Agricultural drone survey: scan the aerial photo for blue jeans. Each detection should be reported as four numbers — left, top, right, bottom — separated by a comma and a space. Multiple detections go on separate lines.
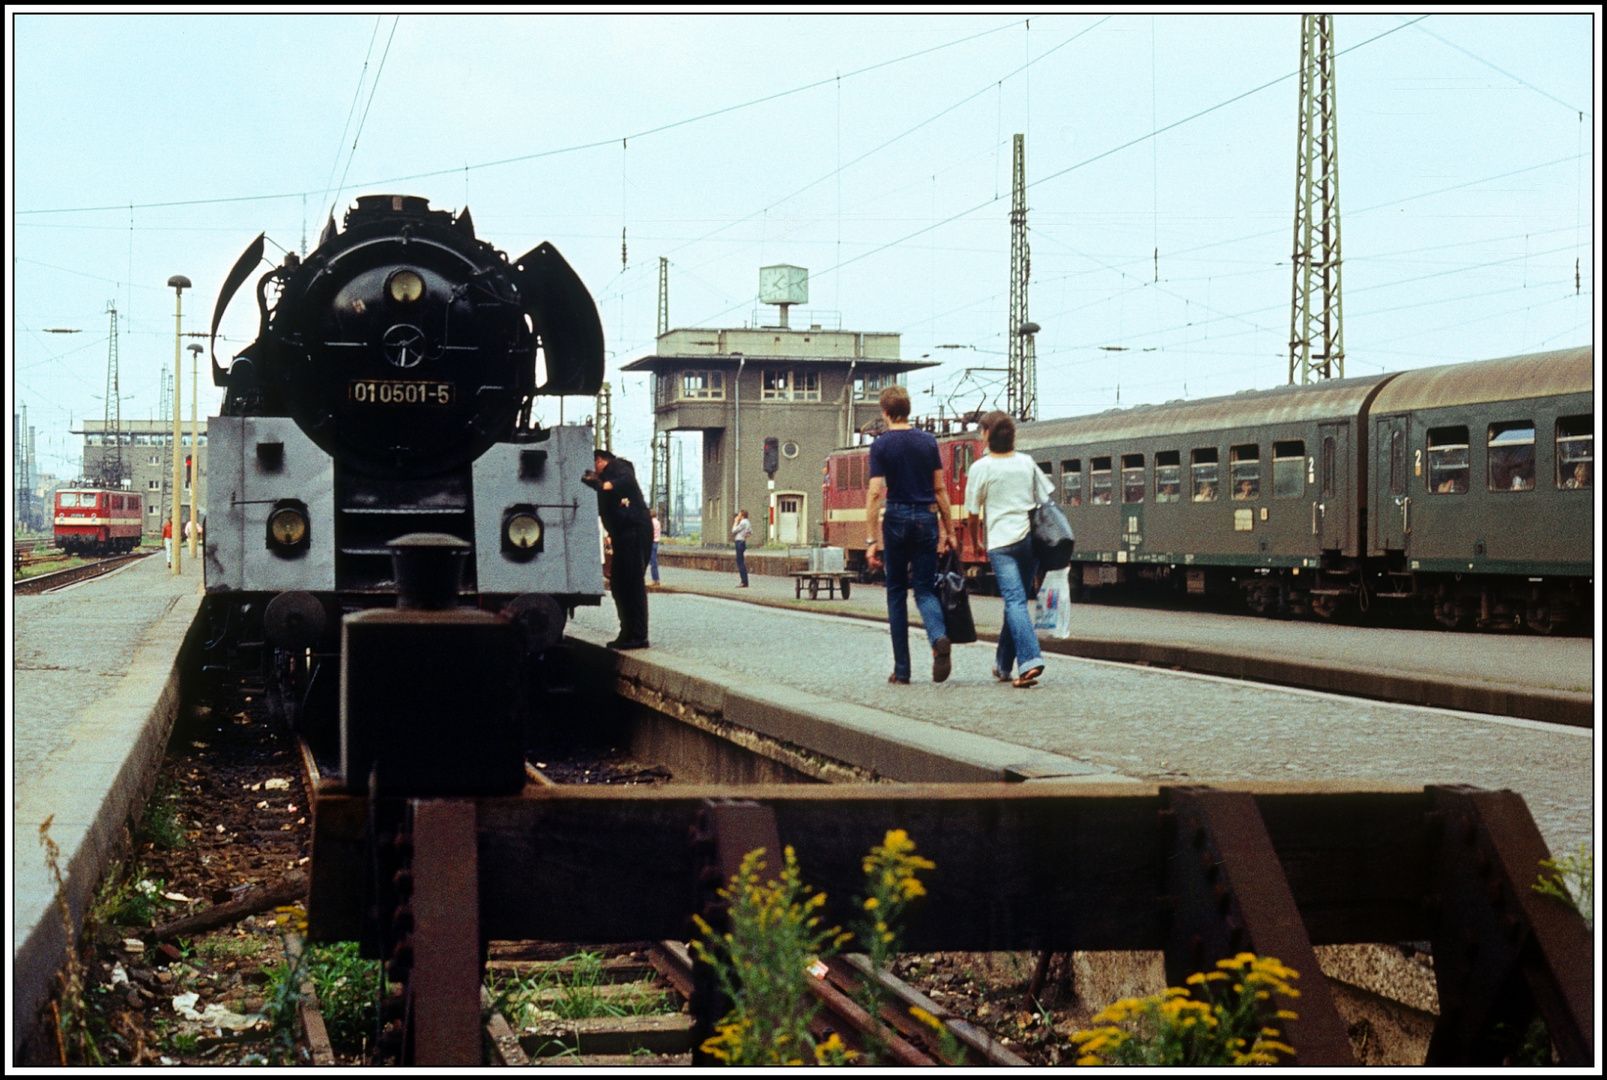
882, 503, 947, 680
988, 535, 1042, 677
649, 541, 660, 583
734, 540, 748, 585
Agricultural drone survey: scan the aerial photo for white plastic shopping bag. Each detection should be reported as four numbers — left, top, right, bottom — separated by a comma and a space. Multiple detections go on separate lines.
1033, 567, 1072, 639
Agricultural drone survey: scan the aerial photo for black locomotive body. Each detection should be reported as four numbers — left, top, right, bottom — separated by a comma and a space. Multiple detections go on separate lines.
1016, 346, 1594, 632
201, 194, 607, 726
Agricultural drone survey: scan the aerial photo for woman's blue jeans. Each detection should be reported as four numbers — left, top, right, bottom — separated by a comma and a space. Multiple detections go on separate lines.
988, 535, 1042, 677
734, 540, 748, 585
882, 503, 947, 680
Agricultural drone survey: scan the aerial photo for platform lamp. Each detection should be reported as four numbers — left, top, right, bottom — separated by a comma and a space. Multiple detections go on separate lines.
168, 274, 191, 575
187, 342, 203, 558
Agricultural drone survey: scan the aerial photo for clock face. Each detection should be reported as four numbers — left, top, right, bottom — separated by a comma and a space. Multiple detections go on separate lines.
760, 265, 807, 304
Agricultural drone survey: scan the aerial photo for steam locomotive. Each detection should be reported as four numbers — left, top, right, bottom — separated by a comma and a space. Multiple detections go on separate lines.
826, 346, 1594, 633
200, 194, 607, 727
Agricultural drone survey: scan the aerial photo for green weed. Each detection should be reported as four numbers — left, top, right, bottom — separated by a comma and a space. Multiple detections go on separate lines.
1533, 843, 1593, 928
137, 778, 187, 850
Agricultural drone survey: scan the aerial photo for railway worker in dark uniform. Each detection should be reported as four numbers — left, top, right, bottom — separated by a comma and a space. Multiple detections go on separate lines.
865, 384, 954, 685
583, 449, 652, 650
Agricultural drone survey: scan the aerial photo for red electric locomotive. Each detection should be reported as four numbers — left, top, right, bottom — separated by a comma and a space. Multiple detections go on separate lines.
822, 427, 991, 582
53, 488, 144, 554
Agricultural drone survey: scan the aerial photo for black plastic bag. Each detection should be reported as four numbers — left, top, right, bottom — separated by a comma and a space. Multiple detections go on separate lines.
935, 551, 978, 645
1030, 501, 1076, 572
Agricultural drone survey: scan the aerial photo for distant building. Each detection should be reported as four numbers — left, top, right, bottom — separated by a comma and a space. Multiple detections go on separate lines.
74, 419, 207, 535
623, 265, 934, 546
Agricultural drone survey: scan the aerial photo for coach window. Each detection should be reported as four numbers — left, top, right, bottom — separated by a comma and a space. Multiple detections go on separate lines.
1487, 422, 1535, 492
1155, 451, 1181, 502
1090, 457, 1114, 505
1061, 459, 1082, 506
1426, 427, 1468, 493
1230, 445, 1260, 499
1272, 441, 1305, 498
1121, 454, 1145, 503
1556, 416, 1592, 489
1191, 449, 1219, 501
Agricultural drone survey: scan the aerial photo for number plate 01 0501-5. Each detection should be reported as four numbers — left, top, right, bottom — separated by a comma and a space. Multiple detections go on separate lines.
348, 379, 454, 406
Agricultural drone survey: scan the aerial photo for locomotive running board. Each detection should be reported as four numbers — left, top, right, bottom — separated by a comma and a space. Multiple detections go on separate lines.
307, 782, 1591, 1067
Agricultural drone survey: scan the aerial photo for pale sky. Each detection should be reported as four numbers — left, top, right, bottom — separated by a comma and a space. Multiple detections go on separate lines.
8, 6, 1601, 489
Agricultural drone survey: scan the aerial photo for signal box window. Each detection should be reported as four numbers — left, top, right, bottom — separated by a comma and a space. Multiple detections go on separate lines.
1487, 422, 1535, 492
1121, 454, 1145, 504
1155, 451, 1181, 502
1061, 459, 1082, 506
1556, 415, 1592, 489
762, 369, 820, 402
1427, 427, 1469, 494
1229, 445, 1260, 499
1090, 457, 1114, 504
680, 370, 725, 401
1191, 449, 1219, 501
1273, 441, 1305, 498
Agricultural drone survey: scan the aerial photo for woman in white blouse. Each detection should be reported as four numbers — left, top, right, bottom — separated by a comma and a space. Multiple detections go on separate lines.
964, 413, 1056, 687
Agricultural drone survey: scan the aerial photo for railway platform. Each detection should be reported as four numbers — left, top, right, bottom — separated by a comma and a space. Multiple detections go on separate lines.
640, 565, 1595, 726
11, 555, 201, 1057
570, 584, 1595, 861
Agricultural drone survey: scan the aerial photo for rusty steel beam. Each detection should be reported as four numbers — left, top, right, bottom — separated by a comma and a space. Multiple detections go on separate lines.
1425, 786, 1593, 1066
1162, 787, 1356, 1066
311, 783, 1434, 948
407, 801, 484, 1066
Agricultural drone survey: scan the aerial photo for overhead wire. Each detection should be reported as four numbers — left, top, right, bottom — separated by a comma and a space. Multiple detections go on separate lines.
322, 16, 385, 215
331, 16, 401, 211
17, 17, 1028, 218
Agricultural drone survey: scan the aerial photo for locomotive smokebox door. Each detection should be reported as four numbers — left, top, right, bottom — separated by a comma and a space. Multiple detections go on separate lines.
340, 534, 524, 796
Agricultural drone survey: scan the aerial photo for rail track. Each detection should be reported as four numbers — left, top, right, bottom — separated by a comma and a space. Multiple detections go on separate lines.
280, 539, 1593, 1067
14, 550, 151, 594
287, 736, 1025, 1066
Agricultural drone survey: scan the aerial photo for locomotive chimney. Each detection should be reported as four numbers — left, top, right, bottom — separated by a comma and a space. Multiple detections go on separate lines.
389, 532, 468, 609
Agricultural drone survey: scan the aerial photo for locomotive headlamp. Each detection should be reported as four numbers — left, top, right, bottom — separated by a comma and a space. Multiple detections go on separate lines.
502, 506, 544, 559
266, 500, 311, 556
386, 269, 425, 304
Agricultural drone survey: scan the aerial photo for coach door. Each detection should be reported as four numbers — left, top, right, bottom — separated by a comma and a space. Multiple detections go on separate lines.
1317, 422, 1348, 551
1372, 416, 1410, 553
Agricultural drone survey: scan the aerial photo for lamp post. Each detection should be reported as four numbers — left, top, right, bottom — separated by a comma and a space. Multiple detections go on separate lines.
188, 342, 203, 558
168, 275, 191, 575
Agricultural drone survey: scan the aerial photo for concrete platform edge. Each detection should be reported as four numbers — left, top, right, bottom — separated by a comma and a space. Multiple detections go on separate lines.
11, 593, 204, 1061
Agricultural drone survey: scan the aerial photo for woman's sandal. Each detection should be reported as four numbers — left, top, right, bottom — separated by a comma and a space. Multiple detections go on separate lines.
1012, 665, 1044, 688
991, 666, 1011, 683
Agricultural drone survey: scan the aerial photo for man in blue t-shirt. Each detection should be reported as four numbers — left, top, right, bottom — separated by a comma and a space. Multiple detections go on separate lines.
865, 385, 955, 684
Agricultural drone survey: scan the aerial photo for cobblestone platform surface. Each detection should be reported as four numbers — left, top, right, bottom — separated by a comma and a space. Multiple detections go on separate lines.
573, 585, 1595, 859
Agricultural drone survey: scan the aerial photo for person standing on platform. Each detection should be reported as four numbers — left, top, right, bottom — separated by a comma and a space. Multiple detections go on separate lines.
865, 385, 953, 685
162, 517, 174, 567
648, 509, 662, 587
732, 510, 752, 587
964, 412, 1054, 688
582, 449, 652, 649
